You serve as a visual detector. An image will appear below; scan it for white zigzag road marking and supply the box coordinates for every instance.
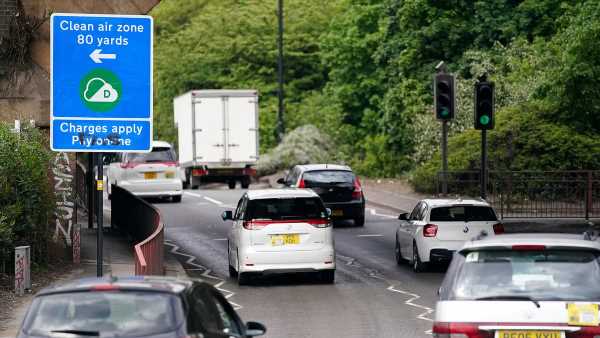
[164,240,242,310]
[337,254,434,335]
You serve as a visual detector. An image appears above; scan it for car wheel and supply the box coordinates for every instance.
[354,215,365,227]
[412,242,427,273]
[172,195,182,203]
[228,245,238,278]
[237,251,251,285]
[228,180,236,189]
[319,270,335,284]
[395,237,405,265]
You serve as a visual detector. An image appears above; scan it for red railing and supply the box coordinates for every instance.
[134,215,164,275]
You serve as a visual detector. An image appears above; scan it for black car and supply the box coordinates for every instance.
[278,164,366,226]
[18,276,265,338]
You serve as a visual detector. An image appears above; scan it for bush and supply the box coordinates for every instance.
[0,123,54,257]
[257,124,337,175]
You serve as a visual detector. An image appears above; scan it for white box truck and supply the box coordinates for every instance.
[173,90,259,189]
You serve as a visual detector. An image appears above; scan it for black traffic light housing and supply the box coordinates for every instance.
[474,82,495,130]
[434,74,455,121]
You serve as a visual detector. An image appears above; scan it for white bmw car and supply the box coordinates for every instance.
[223,189,335,285]
[107,140,183,202]
[395,198,503,272]
[434,233,600,337]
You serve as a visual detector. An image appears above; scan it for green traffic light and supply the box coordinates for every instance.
[441,108,449,116]
[480,115,490,125]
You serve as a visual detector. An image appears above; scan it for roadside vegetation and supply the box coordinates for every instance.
[152,0,600,191]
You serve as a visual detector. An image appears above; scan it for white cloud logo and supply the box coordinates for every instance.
[84,77,119,103]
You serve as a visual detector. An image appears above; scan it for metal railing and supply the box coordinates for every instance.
[110,185,165,275]
[436,170,600,219]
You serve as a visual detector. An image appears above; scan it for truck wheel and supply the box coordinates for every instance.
[191,176,200,190]
[228,180,236,189]
[241,176,250,189]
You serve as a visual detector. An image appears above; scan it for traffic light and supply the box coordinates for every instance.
[434,74,455,121]
[474,82,495,130]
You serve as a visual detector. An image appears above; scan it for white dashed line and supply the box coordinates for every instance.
[184,192,204,198]
[213,238,228,241]
[204,196,224,205]
[368,208,397,219]
[357,234,384,237]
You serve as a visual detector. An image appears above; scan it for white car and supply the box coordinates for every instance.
[395,198,503,272]
[107,141,183,202]
[223,189,335,285]
[434,233,600,337]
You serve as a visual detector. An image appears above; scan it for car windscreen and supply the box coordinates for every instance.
[302,170,354,187]
[430,205,497,222]
[246,197,327,220]
[447,249,600,301]
[23,291,183,337]
[126,147,175,163]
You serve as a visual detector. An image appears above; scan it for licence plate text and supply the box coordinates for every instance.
[271,234,300,246]
[496,331,564,338]
[144,172,157,179]
[332,210,343,216]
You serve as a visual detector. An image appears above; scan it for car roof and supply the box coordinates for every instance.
[152,140,172,148]
[460,233,600,252]
[296,164,352,172]
[421,198,490,207]
[35,276,203,296]
[246,188,319,200]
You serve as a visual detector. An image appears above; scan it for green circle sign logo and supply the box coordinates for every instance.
[80,68,122,112]
[479,115,490,125]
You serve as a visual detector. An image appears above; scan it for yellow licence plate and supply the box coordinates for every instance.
[165,171,175,178]
[332,210,343,216]
[271,234,300,246]
[496,331,564,338]
[144,172,157,179]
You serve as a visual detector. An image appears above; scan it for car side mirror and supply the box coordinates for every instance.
[245,321,266,337]
[221,210,233,221]
[398,213,409,221]
[276,178,285,185]
[325,208,332,217]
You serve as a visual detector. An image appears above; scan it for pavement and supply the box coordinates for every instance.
[0,204,186,338]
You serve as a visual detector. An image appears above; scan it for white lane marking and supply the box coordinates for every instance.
[164,240,242,310]
[204,196,223,205]
[357,234,384,237]
[337,253,434,335]
[213,238,228,241]
[369,208,397,219]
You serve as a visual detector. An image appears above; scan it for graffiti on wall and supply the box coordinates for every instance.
[53,152,74,246]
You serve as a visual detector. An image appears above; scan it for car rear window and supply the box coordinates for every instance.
[246,197,327,220]
[446,249,600,301]
[302,170,354,187]
[430,205,497,222]
[126,146,175,163]
[23,291,182,336]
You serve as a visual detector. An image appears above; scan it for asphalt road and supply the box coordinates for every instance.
[153,186,446,338]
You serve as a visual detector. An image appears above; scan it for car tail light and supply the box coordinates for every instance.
[512,244,546,251]
[243,220,269,230]
[307,219,332,228]
[92,284,119,291]
[192,168,208,176]
[423,224,438,237]
[432,322,484,338]
[352,177,363,200]
[298,178,306,188]
[243,167,257,176]
[493,223,504,235]
[161,161,178,167]
[573,326,600,337]
[120,161,139,169]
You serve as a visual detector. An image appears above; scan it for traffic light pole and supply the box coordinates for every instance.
[276,0,285,143]
[441,121,448,195]
[96,153,103,277]
[480,130,487,200]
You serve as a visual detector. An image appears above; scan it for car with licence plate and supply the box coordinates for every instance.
[107,140,183,202]
[17,276,266,338]
[223,189,336,284]
[277,164,365,226]
[395,198,503,272]
[433,233,600,338]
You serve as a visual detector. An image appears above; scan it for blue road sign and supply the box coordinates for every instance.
[50,13,153,152]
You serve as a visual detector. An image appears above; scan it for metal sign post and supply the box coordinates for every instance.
[50,13,153,277]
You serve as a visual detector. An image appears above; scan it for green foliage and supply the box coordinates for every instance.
[0,123,54,249]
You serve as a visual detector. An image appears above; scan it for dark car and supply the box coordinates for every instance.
[17,276,265,338]
[278,164,365,226]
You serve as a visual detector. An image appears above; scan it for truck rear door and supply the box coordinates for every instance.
[194,97,225,163]
[226,95,258,164]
